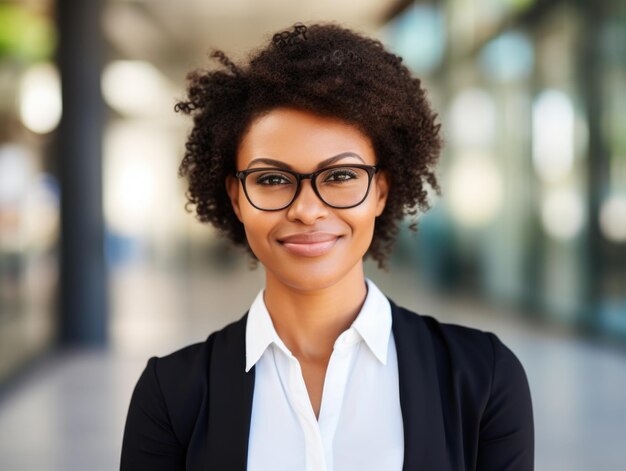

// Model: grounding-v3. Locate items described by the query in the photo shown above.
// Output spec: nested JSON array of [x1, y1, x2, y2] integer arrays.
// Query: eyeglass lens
[[243, 166, 371, 210]]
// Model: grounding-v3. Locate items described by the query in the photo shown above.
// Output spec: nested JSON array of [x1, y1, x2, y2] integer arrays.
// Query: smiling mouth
[[278, 234, 341, 257]]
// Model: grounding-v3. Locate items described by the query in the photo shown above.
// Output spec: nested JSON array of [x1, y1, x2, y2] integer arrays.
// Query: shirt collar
[[245, 288, 281, 372], [352, 278, 392, 365], [245, 278, 392, 372]]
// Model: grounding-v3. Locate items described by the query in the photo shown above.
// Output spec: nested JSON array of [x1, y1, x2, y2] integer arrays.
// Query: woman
[[120, 23, 534, 470]]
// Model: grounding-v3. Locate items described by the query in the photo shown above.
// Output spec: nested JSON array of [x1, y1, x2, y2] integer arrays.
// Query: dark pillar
[[55, 0, 108, 346]]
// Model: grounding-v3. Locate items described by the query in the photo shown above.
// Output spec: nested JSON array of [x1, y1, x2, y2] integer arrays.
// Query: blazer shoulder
[[391, 301, 528, 398], [154, 314, 247, 366], [418, 310, 527, 381], [391, 300, 534, 466], [155, 313, 248, 374], [143, 313, 248, 445], [393, 302, 494, 358]]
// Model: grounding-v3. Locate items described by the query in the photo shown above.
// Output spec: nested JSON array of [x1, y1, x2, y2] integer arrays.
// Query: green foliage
[[0, 4, 55, 61]]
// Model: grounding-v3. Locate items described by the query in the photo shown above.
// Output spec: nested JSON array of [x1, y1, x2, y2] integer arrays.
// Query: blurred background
[[0, 0, 625, 469]]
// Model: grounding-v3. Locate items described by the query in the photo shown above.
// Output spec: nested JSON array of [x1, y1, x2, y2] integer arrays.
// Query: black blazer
[[121, 299, 534, 470]]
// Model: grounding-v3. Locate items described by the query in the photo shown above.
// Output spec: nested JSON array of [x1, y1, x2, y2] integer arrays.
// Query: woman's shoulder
[[390, 300, 529, 387], [153, 312, 248, 376], [126, 314, 249, 447], [392, 300, 496, 346], [390, 301, 533, 464]]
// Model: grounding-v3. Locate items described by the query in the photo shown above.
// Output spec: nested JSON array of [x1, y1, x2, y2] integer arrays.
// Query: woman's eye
[[256, 173, 292, 185], [324, 169, 358, 182]]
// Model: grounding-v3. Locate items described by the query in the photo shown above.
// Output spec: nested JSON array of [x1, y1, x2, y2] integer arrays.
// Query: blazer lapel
[[204, 303, 451, 470], [391, 300, 451, 471], [205, 313, 255, 470]]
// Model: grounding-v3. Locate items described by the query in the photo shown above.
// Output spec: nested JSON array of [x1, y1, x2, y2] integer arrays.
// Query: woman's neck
[[263, 264, 368, 363]]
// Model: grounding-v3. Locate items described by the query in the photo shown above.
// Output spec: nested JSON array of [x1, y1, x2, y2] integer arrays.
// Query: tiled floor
[[1, 262, 625, 470]]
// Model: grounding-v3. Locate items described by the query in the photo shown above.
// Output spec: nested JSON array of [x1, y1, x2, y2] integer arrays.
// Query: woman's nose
[[285, 179, 329, 224]]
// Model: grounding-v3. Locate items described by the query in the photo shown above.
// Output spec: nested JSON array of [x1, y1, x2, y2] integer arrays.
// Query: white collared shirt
[[245, 278, 404, 471]]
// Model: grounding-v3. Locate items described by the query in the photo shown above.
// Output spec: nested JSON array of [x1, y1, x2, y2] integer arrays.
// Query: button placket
[[318, 335, 361, 470], [287, 351, 328, 471]]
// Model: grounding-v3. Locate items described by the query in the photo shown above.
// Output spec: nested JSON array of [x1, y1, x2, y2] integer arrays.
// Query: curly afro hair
[[174, 22, 442, 269]]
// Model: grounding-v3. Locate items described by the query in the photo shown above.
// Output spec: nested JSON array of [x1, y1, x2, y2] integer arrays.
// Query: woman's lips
[[278, 233, 340, 257]]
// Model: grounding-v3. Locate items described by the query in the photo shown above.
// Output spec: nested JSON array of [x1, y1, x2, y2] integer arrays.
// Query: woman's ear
[[374, 170, 390, 217], [225, 175, 243, 222]]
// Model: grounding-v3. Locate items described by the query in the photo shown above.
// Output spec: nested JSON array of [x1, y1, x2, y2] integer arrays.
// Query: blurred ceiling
[[103, 0, 400, 81]]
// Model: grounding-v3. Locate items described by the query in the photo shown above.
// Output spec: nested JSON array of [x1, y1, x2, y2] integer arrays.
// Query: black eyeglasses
[[234, 164, 379, 211]]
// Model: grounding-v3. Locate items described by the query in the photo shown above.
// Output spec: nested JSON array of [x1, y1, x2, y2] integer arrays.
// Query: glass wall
[[597, 0, 626, 333], [0, 0, 59, 383], [383, 0, 626, 338]]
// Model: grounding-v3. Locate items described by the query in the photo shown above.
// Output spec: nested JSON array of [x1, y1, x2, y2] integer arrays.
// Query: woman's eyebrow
[[247, 152, 365, 170], [320, 152, 366, 168], [247, 158, 292, 170]]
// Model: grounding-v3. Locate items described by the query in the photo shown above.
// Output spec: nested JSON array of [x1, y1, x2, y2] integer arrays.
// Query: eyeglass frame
[[234, 164, 379, 211]]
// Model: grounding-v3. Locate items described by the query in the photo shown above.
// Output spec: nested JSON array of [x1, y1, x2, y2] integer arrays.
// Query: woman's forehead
[[237, 107, 376, 169]]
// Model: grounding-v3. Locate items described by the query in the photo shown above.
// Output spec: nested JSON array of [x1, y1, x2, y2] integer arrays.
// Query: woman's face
[[226, 107, 389, 291]]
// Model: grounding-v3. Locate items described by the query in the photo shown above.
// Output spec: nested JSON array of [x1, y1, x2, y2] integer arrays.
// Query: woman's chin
[[261, 260, 364, 294]]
